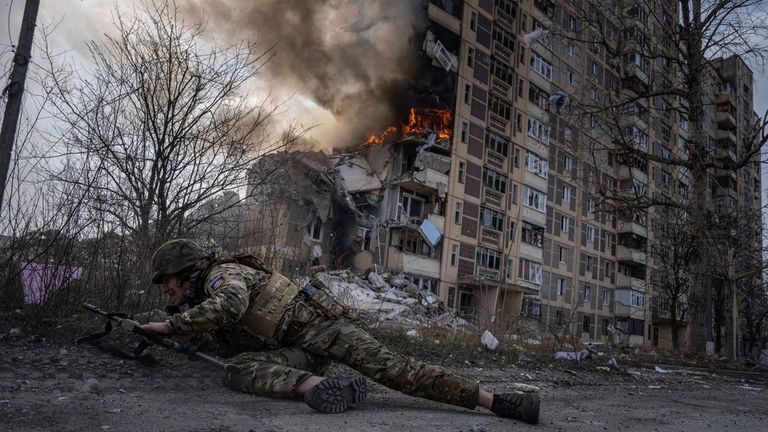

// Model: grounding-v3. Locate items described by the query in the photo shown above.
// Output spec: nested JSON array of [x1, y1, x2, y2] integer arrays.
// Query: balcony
[[623, 63, 650, 85], [523, 170, 548, 193], [618, 165, 647, 183], [427, 2, 461, 34], [533, 0, 555, 18], [651, 298, 687, 323], [621, 76, 649, 96], [521, 206, 547, 228], [716, 85, 735, 104], [614, 300, 645, 319], [715, 129, 737, 146], [482, 187, 505, 209], [715, 139, 737, 163], [519, 242, 543, 262], [396, 167, 449, 195], [716, 105, 737, 130], [616, 273, 645, 291], [401, 252, 441, 279], [617, 246, 646, 264], [616, 219, 646, 237]]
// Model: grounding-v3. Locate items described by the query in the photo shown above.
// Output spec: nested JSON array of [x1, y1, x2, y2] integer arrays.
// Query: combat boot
[[490, 391, 540, 424], [304, 377, 368, 414]]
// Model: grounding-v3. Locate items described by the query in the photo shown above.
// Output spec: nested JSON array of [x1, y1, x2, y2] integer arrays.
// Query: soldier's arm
[[166, 265, 250, 336]]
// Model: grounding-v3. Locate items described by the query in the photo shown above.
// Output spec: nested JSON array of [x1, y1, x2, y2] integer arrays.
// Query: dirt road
[[1, 336, 766, 431]]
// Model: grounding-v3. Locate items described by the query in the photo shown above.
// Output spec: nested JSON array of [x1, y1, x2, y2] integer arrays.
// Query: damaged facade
[[238, 0, 762, 352]]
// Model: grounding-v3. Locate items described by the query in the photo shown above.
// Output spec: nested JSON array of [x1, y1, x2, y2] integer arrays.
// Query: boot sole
[[304, 377, 368, 414]]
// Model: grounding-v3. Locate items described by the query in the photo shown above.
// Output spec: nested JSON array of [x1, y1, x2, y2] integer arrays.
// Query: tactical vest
[[200, 252, 299, 344]]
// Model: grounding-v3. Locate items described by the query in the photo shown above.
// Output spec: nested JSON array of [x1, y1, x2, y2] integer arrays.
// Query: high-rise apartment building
[[426, 0, 761, 349]]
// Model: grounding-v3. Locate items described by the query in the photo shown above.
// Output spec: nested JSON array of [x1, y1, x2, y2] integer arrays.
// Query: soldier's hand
[[141, 322, 171, 341]]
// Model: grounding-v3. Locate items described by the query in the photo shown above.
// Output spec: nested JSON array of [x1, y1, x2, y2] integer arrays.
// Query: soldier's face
[[161, 275, 189, 306]]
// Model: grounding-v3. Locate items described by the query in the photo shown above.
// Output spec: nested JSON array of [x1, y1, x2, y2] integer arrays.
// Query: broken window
[[486, 131, 509, 156], [582, 315, 591, 333], [560, 215, 570, 233], [523, 185, 546, 212], [451, 244, 458, 267], [530, 51, 552, 80], [557, 278, 566, 296], [467, 46, 475, 68], [519, 258, 542, 284], [603, 289, 610, 306], [454, 202, 463, 225], [489, 94, 511, 120], [400, 192, 425, 219], [484, 168, 508, 193], [490, 56, 514, 85], [526, 151, 549, 178], [458, 161, 466, 183], [460, 121, 469, 143], [527, 115, 549, 143], [583, 284, 592, 301], [480, 206, 505, 231], [521, 222, 544, 247], [308, 216, 322, 241], [476, 246, 502, 270]]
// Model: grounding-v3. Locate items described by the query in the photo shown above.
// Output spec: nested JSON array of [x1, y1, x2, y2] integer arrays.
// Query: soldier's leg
[[223, 347, 330, 399], [292, 319, 479, 409]]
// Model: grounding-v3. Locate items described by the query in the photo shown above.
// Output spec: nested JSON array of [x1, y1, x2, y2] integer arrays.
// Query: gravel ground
[[1, 331, 766, 432]]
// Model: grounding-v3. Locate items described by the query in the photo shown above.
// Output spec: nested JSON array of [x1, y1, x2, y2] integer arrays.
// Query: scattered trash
[[481, 330, 499, 350], [0, 400, 10, 404], [105, 409, 122, 413], [654, 366, 670, 374], [555, 345, 598, 362], [609, 357, 620, 371], [57, 396, 67, 401], [8, 328, 22, 337], [469, 425, 487, 432], [738, 385, 763, 391], [406, 330, 419, 338], [648, 385, 662, 389]]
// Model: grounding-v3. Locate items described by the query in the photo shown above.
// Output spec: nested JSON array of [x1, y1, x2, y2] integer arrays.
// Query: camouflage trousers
[[223, 300, 480, 409]]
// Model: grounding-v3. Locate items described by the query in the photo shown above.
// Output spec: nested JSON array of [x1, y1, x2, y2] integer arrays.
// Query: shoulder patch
[[208, 274, 225, 290]]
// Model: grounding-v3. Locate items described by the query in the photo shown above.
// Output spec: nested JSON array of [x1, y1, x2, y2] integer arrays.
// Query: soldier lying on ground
[[140, 239, 541, 423]]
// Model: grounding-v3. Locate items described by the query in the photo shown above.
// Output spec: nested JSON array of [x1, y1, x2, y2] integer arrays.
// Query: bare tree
[[537, 0, 768, 353], [42, 0, 300, 256]]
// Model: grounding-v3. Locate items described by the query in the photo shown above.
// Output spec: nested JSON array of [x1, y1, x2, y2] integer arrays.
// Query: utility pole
[[0, 0, 41, 215]]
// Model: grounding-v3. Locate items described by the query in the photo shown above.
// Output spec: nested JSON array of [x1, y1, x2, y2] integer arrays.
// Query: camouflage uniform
[[164, 262, 480, 409]]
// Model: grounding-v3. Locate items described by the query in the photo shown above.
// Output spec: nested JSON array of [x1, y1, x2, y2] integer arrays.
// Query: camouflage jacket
[[166, 262, 291, 351]]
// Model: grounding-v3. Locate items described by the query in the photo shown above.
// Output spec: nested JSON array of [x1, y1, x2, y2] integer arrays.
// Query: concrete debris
[[8, 328, 21, 337], [481, 330, 499, 350], [406, 330, 419, 338], [367, 271, 389, 290], [307, 269, 468, 327]]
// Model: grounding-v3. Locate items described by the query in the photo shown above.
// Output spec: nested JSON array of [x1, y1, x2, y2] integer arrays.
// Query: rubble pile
[[306, 269, 468, 328]]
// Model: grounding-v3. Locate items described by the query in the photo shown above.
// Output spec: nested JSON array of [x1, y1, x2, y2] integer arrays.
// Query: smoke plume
[[183, 0, 427, 149]]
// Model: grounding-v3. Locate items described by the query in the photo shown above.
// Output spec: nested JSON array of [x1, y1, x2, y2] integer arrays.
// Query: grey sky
[[1, 0, 767, 151]]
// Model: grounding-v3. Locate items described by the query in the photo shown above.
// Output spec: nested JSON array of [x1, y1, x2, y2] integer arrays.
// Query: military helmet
[[151, 239, 207, 284]]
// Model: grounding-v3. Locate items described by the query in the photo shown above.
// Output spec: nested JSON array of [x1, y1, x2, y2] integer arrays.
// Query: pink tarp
[[20, 262, 83, 304]]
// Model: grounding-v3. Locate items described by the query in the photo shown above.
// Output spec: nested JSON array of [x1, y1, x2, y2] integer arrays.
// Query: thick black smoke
[[183, 0, 428, 147]]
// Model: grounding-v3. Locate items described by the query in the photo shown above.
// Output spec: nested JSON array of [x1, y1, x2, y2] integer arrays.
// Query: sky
[[0, 0, 767, 181]]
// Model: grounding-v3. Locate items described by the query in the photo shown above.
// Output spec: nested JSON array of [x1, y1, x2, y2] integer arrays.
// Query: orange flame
[[361, 107, 453, 147]]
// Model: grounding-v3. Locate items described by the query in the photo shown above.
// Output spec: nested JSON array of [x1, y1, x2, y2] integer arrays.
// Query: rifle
[[78, 303, 241, 374]]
